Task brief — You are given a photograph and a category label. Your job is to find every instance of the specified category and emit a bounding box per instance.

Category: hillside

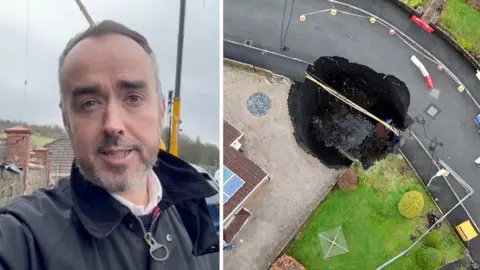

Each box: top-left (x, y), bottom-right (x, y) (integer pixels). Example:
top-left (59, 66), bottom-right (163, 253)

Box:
top-left (0, 119), bottom-right (64, 148)
top-left (0, 119), bottom-right (66, 139)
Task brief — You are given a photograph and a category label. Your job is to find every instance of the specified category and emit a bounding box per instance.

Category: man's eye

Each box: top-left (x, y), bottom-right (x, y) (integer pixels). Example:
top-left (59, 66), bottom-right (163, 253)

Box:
top-left (81, 100), bottom-right (98, 109)
top-left (127, 95), bottom-right (141, 103)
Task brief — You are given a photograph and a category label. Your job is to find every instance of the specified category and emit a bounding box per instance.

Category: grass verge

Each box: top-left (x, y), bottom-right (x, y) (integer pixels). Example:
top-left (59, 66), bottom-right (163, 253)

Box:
top-left (439, 0), bottom-right (480, 59)
top-left (287, 154), bottom-right (464, 270)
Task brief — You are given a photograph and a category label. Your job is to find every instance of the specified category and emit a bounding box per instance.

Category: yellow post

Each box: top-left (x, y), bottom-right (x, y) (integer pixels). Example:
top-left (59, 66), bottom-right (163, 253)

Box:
top-left (169, 97), bottom-right (181, 156)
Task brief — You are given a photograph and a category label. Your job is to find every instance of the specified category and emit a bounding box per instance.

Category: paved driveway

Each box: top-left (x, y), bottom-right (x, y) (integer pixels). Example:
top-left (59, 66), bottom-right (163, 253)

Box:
top-left (223, 63), bottom-right (339, 270)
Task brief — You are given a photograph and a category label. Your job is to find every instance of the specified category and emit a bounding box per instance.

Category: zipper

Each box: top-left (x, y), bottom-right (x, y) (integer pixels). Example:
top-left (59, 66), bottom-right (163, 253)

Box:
top-left (133, 206), bottom-right (169, 261)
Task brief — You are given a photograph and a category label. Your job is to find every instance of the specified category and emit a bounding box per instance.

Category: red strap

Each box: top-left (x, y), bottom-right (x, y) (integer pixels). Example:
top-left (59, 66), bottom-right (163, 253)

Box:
top-left (152, 206), bottom-right (160, 219)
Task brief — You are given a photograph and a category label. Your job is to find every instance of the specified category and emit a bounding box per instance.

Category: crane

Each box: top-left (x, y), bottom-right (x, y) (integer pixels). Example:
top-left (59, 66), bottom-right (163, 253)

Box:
top-left (166, 0), bottom-right (186, 157)
top-left (73, 0), bottom-right (184, 156)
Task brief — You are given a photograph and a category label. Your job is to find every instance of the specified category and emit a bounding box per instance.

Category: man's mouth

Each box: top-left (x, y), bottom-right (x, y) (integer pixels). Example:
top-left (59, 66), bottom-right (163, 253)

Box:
top-left (100, 149), bottom-right (133, 158)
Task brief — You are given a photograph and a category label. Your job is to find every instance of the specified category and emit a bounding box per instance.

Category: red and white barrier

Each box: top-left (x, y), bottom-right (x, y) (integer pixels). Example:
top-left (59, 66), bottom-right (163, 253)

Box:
top-left (411, 15), bottom-right (435, 33)
top-left (411, 55), bottom-right (434, 89)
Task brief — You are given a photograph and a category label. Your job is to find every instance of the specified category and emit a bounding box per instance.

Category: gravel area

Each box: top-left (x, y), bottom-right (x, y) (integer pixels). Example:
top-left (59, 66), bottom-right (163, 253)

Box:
top-left (223, 61), bottom-right (340, 270)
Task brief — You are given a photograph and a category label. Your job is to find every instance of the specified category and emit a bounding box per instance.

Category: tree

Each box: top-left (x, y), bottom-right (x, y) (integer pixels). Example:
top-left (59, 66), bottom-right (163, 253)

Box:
top-left (161, 128), bottom-right (219, 166)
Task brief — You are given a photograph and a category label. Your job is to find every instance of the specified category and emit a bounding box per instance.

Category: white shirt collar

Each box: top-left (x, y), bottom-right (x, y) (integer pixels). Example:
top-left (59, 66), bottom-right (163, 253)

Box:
top-left (110, 170), bottom-right (163, 216)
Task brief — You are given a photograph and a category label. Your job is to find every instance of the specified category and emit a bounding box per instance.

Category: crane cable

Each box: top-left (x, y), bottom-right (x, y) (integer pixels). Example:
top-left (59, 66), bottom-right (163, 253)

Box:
top-left (305, 72), bottom-right (400, 136)
top-left (74, 0), bottom-right (94, 26)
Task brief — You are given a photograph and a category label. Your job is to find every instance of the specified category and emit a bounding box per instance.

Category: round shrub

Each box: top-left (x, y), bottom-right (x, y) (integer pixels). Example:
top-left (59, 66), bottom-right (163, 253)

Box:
top-left (416, 247), bottom-right (443, 270)
top-left (425, 231), bottom-right (442, 249)
top-left (398, 191), bottom-right (424, 219)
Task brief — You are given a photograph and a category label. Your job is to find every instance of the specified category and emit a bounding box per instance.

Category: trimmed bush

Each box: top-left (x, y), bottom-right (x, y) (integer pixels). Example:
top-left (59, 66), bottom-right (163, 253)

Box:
top-left (398, 191), bottom-right (424, 219)
top-left (425, 231), bottom-right (442, 249)
top-left (416, 247), bottom-right (443, 270)
top-left (403, 0), bottom-right (423, 8)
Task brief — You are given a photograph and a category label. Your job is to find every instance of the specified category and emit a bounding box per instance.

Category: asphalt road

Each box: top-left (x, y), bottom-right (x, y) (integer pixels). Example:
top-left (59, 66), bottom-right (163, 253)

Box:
top-left (225, 0), bottom-right (480, 262)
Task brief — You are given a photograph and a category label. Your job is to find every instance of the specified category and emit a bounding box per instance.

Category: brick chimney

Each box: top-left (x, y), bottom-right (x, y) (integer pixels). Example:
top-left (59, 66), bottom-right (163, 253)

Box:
top-left (4, 126), bottom-right (32, 169)
top-left (33, 147), bottom-right (51, 186)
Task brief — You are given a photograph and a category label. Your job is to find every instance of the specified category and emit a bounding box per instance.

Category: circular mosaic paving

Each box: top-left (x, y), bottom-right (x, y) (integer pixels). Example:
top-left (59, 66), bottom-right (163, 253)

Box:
top-left (247, 92), bottom-right (271, 116)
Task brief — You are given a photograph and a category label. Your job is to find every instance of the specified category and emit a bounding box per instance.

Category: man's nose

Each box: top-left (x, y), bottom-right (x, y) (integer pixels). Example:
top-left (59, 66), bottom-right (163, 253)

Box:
top-left (102, 102), bottom-right (125, 136)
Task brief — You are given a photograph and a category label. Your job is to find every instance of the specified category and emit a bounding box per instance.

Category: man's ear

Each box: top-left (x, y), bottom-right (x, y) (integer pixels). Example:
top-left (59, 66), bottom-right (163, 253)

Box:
top-left (60, 103), bottom-right (71, 135)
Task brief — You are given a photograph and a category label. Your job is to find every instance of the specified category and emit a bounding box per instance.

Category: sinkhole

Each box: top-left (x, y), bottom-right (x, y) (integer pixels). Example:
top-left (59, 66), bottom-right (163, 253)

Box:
top-left (288, 56), bottom-right (412, 169)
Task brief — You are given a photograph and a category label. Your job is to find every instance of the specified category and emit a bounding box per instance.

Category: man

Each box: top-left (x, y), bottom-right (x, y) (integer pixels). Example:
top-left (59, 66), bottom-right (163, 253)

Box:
top-left (0, 20), bottom-right (219, 270)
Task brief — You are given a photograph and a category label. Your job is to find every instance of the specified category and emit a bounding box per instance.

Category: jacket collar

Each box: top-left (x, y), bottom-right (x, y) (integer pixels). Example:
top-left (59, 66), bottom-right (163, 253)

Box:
top-left (70, 151), bottom-right (218, 252)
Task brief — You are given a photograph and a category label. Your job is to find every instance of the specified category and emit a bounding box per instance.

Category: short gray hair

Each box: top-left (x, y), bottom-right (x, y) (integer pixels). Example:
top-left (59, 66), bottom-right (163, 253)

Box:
top-left (58, 20), bottom-right (162, 98)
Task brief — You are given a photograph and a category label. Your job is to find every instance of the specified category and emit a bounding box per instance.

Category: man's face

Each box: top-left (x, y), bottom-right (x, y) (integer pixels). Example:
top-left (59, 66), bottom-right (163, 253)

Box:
top-left (60, 34), bottom-right (163, 193)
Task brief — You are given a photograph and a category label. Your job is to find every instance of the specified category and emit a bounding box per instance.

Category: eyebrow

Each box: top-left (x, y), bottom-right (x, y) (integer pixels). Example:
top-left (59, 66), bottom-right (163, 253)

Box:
top-left (71, 86), bottom-right (98, 98)
top-left (70, 80), bottom-right (147, 99)
top-left (118, 80), bottom-right (147, 90)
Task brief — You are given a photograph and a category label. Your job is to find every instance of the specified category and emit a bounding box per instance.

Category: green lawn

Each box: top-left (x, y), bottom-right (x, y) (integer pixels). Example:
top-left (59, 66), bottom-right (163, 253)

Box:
top-left (0, 132), bottom-right (55, 148)
top-left (287, 154), bottom-right (464, 270)
top-left (439, 0), bottom-right (480, 58)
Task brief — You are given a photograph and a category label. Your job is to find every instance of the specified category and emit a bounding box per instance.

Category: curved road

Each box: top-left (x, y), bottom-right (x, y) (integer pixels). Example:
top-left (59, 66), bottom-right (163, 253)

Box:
top-left (224, 0), bottom-right (480, 265)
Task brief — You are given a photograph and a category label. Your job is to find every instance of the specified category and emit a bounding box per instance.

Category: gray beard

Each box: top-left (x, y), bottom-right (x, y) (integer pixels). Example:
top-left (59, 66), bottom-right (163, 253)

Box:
top-left (78, 163), bottom-right (148, 193)
top-left (77, 153), bottom-right (157, 193)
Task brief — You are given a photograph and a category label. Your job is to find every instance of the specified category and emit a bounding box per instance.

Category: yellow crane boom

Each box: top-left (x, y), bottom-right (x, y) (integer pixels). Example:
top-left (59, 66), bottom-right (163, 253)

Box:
top-left (166, 0), bottom-right (186, 156)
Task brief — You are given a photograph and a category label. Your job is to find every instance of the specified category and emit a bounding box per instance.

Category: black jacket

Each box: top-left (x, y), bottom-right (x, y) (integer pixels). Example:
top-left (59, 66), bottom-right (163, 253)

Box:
top-left (0, 151), bottom-right (220, 270)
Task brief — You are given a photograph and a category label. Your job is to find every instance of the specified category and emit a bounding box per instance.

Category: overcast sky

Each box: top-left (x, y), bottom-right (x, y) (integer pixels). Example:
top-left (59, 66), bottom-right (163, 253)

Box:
top-left (0, 0), bottom-right (220, 145)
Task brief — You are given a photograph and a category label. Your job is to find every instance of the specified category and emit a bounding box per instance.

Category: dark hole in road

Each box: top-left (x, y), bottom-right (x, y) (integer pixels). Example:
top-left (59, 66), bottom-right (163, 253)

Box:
top-left (288, 56), bottom-right (412, 170)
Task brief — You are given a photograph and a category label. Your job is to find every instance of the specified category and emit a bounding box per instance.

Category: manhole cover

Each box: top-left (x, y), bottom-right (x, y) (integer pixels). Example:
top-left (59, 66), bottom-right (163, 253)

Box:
top-left (429, 88), bottom-right (440, 99)
top-left (247, 92), bottom-right (271, 116)
top-left (424, 103), bottom-right (442, 119)
top-left (427, 106), bottom-right (438, 116)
